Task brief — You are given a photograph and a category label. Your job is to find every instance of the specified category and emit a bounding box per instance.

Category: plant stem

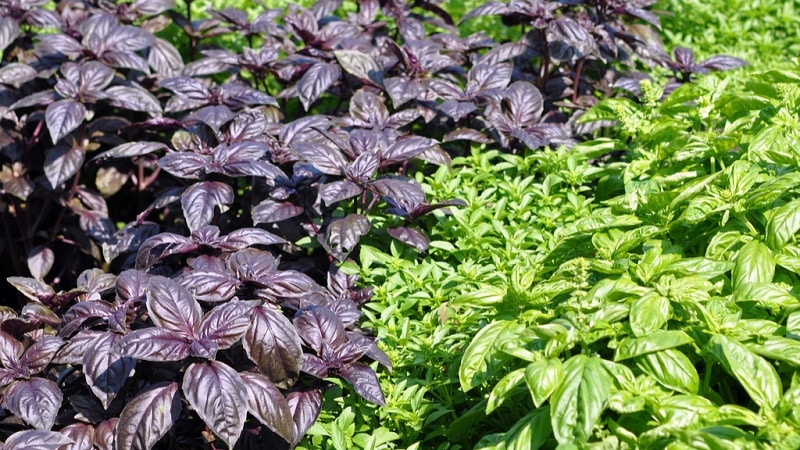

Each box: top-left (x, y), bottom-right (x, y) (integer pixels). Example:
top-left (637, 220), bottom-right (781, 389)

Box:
top-left (572, 58), bottom-right (585, 104)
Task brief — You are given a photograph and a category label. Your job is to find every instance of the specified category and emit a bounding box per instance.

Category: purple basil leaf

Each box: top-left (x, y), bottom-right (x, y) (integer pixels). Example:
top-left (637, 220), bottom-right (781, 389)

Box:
top-left (181, 181), bottom-right (234, 233)
top-left (349, 89), bottom-right (389, 126)
top-left (674, 47), bottom-right (696, 68)
top-left (244, 305), bottom-right (303, 389)
top-left (301, 354), bottom-right (329, 378)
top-left (0, 330), bottom-right (23, 368)
top-left (59, 423), bottom-right (93, 450)
top-left (347, 151), bottom-right (380, 181)
top-left (93, 142), bottom-right (167, 161)
top-left (466, 63), bottom-right (512, 97)
top-left (182, 361), bottom-right (247, 449)
top-left (115, 382), bottom-right (181, 450)
top-left (320, 180), bottom-right (363, 206)
top-left (105, 86), bottom-right (163, 114)
top-left (443, 128), bottom-right (492, 143)
top-left (365, 343), bottom-right (392, 372)
top-left (112, 328), bottom-right (191, 361)
top-left (101, 51), bottom-right (150, 72)
top-left (181, 271), bottom-right (238, 303)
top-left (0, 17), bottom-right (19, 53)
top-left (79, 61), bottom-right (115, 93)
top-left (294, 306), bottom-right (346, 355)
top-left (511, 128), bottom-right (548, 150)
top-left (239, 372), bottom-right (295, 443)
top-left (387, 226), bottom-right (430, 252)
top-left (3, 430), bottom-right (73, 450)
top-left (0, 369), bottom-right (16, 387)
top-left (439, 100), bottom-right (478, 121)
top-left (258, 271), bottom-right (322, 301)
top-left (157, 152), bottom-right (209, 179)
top-left (338, 363), bottom-right (385, 406)
top-left (547, 18), bottom-right (597, 63)
top-left (27, 245), bottom-right (54, 282)
top-left (382, 137), bottom-right (436, 165)
top-left (217, 227), bottom-right (286, 250)
top-left (6, 276), bottom-right (55, 303)
top-left (134, 231), bottom-right (197, 269)
top-left (459, 1), bottom-right (508, 22)
top-left (106, 24), bottom-right (155, 52)
top-left (10, 90), bottom-right (59, 110)
top-left (198, 301), bottom-right (255, 348)
top-left (319, 214), bottom-right (371, 261)
top-left (193, 105), bottom-right (234, 131)
top-left (95, 419), bottom-right (116, 450)
top-left (5, 378), bottom-right (63, 430)
top-left (226, 249), bottom-right (278, 281)
top-left (38, 34), bottom-right (83, 58)
top-left (505, 81), bottom-right (543, 128)
top-left (116, 269), bottom-right (149, 304)
top-left (699, 55), bottom-right (748, 71)
top-left (334, 49), bottom-right (383, 86)
top-left (286, 389), bottom-right (322, 446)
top-left (45, 99), bottom-right (86, 144)
top-left (82, 333), bottom-right (135, 410)
top-left (0, 63), bottom-right (37, 85)
top-left (19, 336), bottom-right (63, 375)
top-left (292, 141), bottom-right (348, 175)
top-left (160, 77), bottom-right (212, 101)
top-left (372, 178), bottom-right (425, 209)
top-left (252, 199), bottom-right (304, 224)
top-left (480, 42), bottom-right (528, 65)
top-left (624, 5), bottom-right (661, 29)
top-left (61, 301), bottom-right (114, 333)
top-left (297, 63), bottom-right (341, 110)
top-left (383, 77), bottom-right (423, 108)
top-left (182, 57), bottom-right (230, 77)
top-left (148, 38), bottom-right (184, 76)
top-left (53, 331), bottom-right (102, 364)
top-left (385, 109), bottom-right (422, 129)
top-left (45, 144), bottom-right (84, 188)
top-left (146, 276), bottom-right (202, 335)
top-left (334, 332), bottom-right (375, 365)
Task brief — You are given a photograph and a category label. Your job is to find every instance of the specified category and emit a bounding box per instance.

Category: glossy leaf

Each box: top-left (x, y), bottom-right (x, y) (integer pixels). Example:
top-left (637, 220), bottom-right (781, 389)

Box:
top-left (5, 378), bottom-right (63, 431)
top-left (83, 333), bottom-right (136, 410)
top-left (297, 63), bottom-right (341, 110)
top-left (45, 145), bottom-right (84, 188)
top-left (197, 301), bottom-right (254, 348)
top-left (550, 355), bottom-right (611, 444)
top-left (732, 240), bottom-right (774, 290)
top-left (338, 363), bottom-right (386, 406)
top-left (707, 334), bottom-right (781, 409)
top-left (636, 349), bottom-right (699, 395)
top-left (45, 99), bottom-right (85, 144)
top-left (244, 305), bottom-right (303, 388)
top-left (183, 361), bottom-right (248, 449)
top-left (180, 181), bottom-right (234, 233)
top-left (525, 359), bottom-right (563, 408)
top-left (146, 276), bottom-right (202, 335)
top-left (3, 430), bottom-right (73, 450)
top-left (115, 382), bottom-right (181, 450)
top-left (240, 372), bottom-right (295, 443)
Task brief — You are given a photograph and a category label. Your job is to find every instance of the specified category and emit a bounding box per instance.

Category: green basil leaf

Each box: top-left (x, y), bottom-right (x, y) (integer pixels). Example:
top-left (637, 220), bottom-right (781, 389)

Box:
top-left (707, 334), bottom-right (782, 409)
top-left (748, 337), bottom-right (800, 366)
top-left (459, 321), bottom-right (522, 391)
top-left (615, 330), bottom-right (694, 361)
top-left (503, 408), bottom-right (552, 450)
top-left (636, 349), bottom-right (699, 394)
top-left (486, 368), bottom-right (525, 415)
top-left (550, 355), bottom-right (611, 444)
top-left (766, 198), bottom-right (800, 250)
top-left (629, 292), bottom-right (670, 337)
top-left (525, 359), bottom-right (563, 408)
top-left (731, 240), bottom-right (774, 290)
